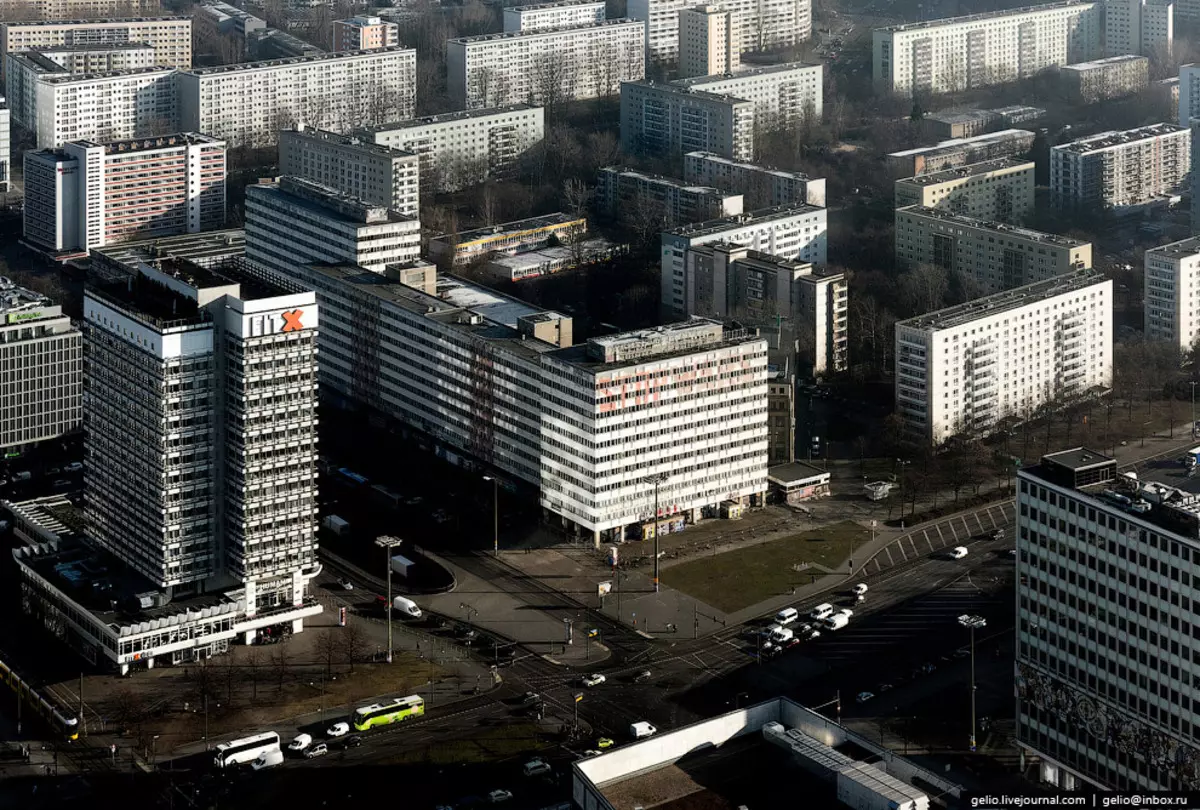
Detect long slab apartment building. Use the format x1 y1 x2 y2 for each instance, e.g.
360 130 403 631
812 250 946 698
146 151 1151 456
24 133 226 257
596 166 743 223
1051 123 1190 211
894 156 1035 224
621 62 823 160
894 205 1092 295
0 16 192 80
627 0 811 65
873 2 1102 95
278 126 419 217
895 268 1111 446
447 20 645 110
362 105 545 192
503 0 606 32
684 151 826 208
1144 236 1200 352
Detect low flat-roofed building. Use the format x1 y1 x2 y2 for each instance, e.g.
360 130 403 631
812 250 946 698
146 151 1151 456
596 166 742 223
887 129 1036 177
90 229 246 274
768 461 829 503
428 212 586 267
1060 54 1149 103
683 151 825 208
485 238 623 281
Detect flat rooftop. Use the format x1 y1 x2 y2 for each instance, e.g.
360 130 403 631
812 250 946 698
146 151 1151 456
1042 447 1115 473
666 203 824 239
768 461 830 484
1054 123 1186 154
91 229 245 274
79 132 223 153
0 15 189 26
362 104 539 133
599 734 822 810
674 61 819 88
253 176 414 225
1061 54 1148 71
899 267 1107 331
181 46 409 75
896 155 1034 186
548 320 761 371
449 17 638 43
283 127 413 158
0 278 58 319
507 0 604 9
685 151 813 181
888 128 1035 158
896 205 1088 248
600 166 730 196
877 0 1090 33
1146 236 1200 258
39 65 174 83
435 212 582 246
621 79 753 106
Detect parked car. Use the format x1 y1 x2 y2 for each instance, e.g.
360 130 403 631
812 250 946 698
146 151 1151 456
523 758 551 777
344 735 363 748
856 692 875 703
326 722 350 738
582 674 606 687
487 789 513 803
63 462 83 473
305 742 329 759
596 737 614 749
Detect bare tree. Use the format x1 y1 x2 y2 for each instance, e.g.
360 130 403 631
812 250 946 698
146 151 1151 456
900 263 949 316
245 647 263 700
218 656 238 706
339 623 369 674
107 688 146 736
270 644 291 692
317 628 340 680
562 178 592 220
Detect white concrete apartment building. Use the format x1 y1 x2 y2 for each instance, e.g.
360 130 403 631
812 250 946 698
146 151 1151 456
596 166 743 223
1179 63 1200 127
27 0 157 18
0 17 192 81
27 67 178 149
447 20 645 110
1104 0 1173 58
660 204 829 319
278 126 419 218
678 4 740 78
684 151 826 208
1144 236 1200 351
332 15 398 50
1060 54 1149 103
5 45 157 130
0 99 8 193
887 129 1037 176
872 2 1103 96
673 62 823 129
1015 448 1200 793
620 81 754 160
1050 123 1190 210
628 0 811 66
894 205 1093 294
0 279 81 456
244 176 420 275
176 48 417 148
362 105 545 192
893 157 1035 223
894 268 1111 446
23 133 226 255
683 243 848 375
503 0 607 32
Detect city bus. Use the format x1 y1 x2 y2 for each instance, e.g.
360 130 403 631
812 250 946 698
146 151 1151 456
213 731 281 768
352 695 425 731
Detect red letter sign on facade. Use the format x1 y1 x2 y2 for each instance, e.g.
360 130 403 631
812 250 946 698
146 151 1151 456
281 309 304 333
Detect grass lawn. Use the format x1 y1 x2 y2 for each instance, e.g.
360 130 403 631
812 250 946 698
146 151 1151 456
660 520 869 613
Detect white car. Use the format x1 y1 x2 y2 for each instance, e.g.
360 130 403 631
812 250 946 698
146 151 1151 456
326 722 350 738
338 578 353 590
856 691 875 704
949 546 969 559
582 673 606 687
288 733 312 751
852 583 868 596
488 789 514 803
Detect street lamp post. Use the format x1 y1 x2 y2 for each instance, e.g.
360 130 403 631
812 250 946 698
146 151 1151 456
483 475 499 556
460 602 478 633
1191 382 1197 437
643 474 669 593
376 536 403 664
958 614 987 753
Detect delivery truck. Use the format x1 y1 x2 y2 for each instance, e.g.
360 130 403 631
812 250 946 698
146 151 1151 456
391 596 422 619
321 515 350 537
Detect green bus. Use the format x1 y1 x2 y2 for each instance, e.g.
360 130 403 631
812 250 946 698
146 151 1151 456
352 695 425 731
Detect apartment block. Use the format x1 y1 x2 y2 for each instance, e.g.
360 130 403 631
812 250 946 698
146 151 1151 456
1060 54 1149 102
278 126 419 218
427 212 585 267
332 15 398 50
675 62 822 128
244 176 420 275
895 268 1111 446
503 0 607 32
1144 236 1200 351
872 2 1103 96
661 205 828 319
196 1 267 42
23 133 226 256
596 166 742 223
1194 120 1200 235
27 67 177 150
1050 123 1190 210
10 258 324 674
362 105 545 192
1180 63 1200 127
1104 0 1173 58
678 4 740 78
628 0 811 65
684 244 847 375
887 129 1038 177
5 45 157 130
0 279 82 455
247 29 323 61
1015 447 1200 792
176 48 417 148
683 151 826 208
0 100 7 193
894 206 1093 294
0 17 192 81
921 105 1046 139
893 157 1035 223
27 0 157 17
620 81 754 160
447 20 644 110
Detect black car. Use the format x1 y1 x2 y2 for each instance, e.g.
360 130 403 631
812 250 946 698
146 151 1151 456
345 735 363 748
519 692 542 708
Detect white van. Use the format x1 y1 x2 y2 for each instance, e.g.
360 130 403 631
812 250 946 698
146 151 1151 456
391 596 422 618
809 603 835 620
949 546 969 560
251 749 284 770
774 607 799 626
629 721 657 739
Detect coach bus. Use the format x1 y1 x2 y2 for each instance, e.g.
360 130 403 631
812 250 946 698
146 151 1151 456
213 731 281 768
352 695 425 732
